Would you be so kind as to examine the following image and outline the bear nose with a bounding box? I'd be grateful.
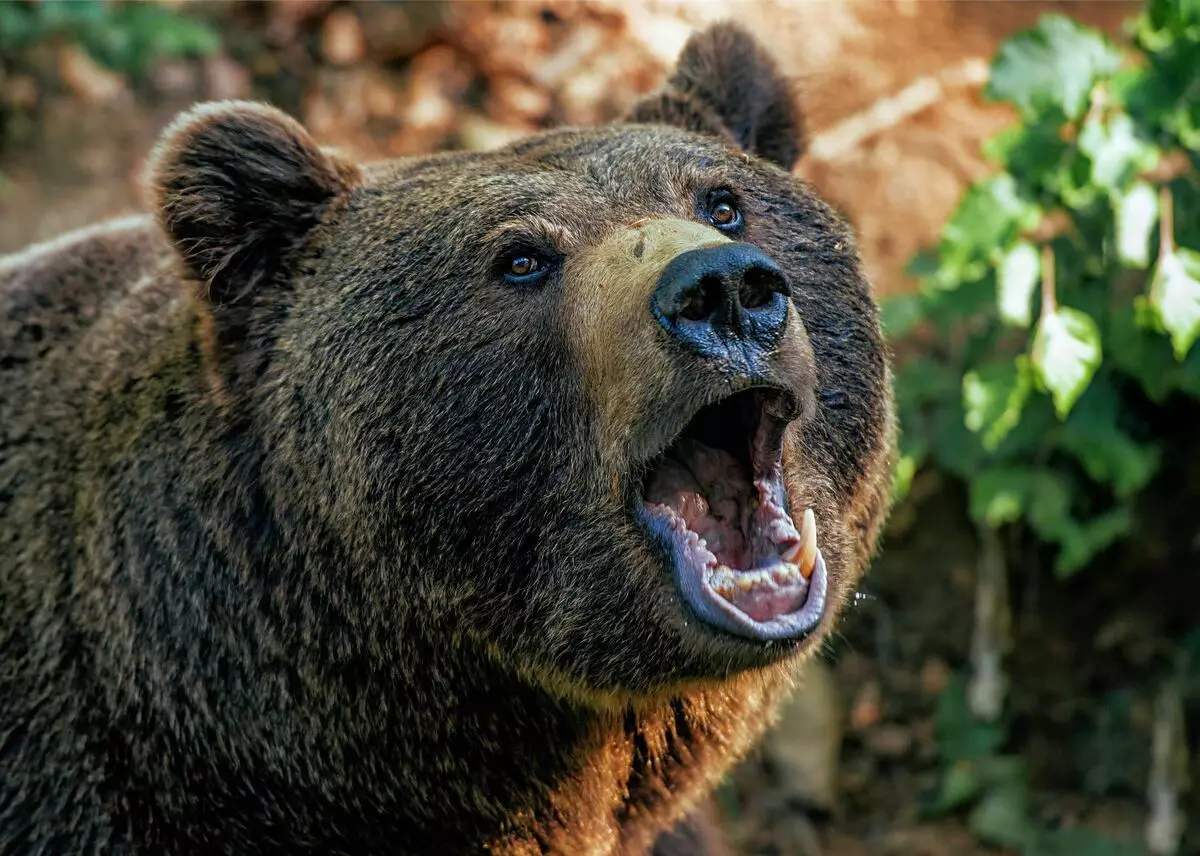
[651,243,791,362]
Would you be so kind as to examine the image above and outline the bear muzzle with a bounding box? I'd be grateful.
[567,217,826,645]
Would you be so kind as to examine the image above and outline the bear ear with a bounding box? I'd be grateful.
[628,23,804,171]
[146,101,359,305]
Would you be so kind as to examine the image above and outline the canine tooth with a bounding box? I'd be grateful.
[797,508,817,579]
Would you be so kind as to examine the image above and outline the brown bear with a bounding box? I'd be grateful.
[0,22,894,855]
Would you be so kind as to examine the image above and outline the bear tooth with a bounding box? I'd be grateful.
[797,508,817,579]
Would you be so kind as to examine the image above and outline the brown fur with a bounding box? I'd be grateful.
[0,24,894,855]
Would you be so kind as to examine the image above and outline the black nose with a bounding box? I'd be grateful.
[651,243,791,364]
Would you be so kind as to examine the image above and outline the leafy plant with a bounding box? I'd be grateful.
[928,677,1150,856]
[0,0,219,76]
[887,0,1200,577]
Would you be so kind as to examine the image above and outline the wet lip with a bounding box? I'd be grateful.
[634,387,828,642]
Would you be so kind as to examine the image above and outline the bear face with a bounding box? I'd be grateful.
[146,25,894,706]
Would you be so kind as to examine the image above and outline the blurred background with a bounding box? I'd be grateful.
[1,1,1197,854]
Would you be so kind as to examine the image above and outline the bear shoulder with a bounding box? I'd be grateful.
[1,215,169,368]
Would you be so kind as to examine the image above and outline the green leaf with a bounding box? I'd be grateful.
[1027,470,1075,543]
[968,780,1036,850]
[990,394,1059,459]
[1034,828,1148,856]
[939,174,1040,286]
[79,3,219,74]
[970,468,1035,527]
[996,241,1041,326]
[967,466,1130,572]
[1118,62,1186,133]
[984,118,1076,198]
[1055,507,1135,577]
[1032,306,1103,418]
[986,14,1124,120]
[1078,112,1161,192]
[1169,99,1200,151]
[1148,0,1200,30]
[33,0,106,29]
[1138,0,1200,51]
[963,358,1033,450]
[891,424,929,506]
[1149,248,1200,359]
[0,5,37,50]
[1056,152,1105,211]
[1061,428,1159,498]
[933,760,986,813]
[931,755,1032,817]
[891,452,920,504]
[935,676,1006,762]
[0,0,107,49]
[1058,382,1160,497]
[1114,182,1159,268]
[894,357,960,405]
[931,403,988,479]
[921,277,1000,334]
[970,467,1090,549]
[1180,343,1200,397]
[1107,300,1184,400]
[879,294,924,339]
[981,125,1025,167]
[905,249,942,281]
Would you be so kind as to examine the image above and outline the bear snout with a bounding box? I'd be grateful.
[651,242,791,371]
[567,217,818,472]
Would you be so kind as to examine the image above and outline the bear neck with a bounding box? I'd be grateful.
[97,426,788,851]
[104,465,789,853]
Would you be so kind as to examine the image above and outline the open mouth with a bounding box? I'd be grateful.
[636,388,827,642]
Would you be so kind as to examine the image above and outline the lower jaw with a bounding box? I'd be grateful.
[637,506,830,643]
[681,551,828,642]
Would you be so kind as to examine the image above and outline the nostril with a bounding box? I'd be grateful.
[653,245,790,353]
[680,274,723,322]
[740,266,787,310]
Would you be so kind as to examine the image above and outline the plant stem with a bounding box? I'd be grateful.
[1040,243,1057,317]
[1145,678,1189,855]
[968,524,1011,723]
[1159,184,1176,259]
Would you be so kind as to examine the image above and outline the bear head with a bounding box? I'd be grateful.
[146,23,895,706]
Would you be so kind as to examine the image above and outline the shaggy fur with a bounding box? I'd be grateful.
[0,23,894,855]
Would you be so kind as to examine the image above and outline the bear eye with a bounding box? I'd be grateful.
[509,256,540,277]
[500,249,554,285]
[704,190,744,233]
[711,202,737,226]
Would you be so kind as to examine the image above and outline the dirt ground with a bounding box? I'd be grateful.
[2,3,1195,854]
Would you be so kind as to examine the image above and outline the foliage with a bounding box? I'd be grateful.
[0,0,219,75]
[898,4,1200,849]
[927,638,1200,852]
[928,678,1150,856]
[886,0,1200,577]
